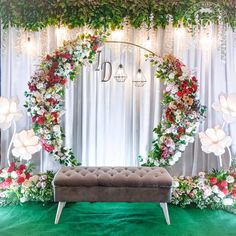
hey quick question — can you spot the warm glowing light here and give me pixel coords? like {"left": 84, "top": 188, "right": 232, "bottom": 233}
{"left": 111, "top": 29, "right": 124, "bottom": 41}
{"left": 175, "top": 27, "right": 186, "bottom": 39}
{"left": 114, "top": 64, "right": 128, "bottom": 82}
{"left": 26, "top": 37, "right": 35, "bottom": 55}
{"left": 56, "top": 26, "right": 68, "bottom": 45}
{"left": 142, "top": 38, "right": 152, "bottom": 49}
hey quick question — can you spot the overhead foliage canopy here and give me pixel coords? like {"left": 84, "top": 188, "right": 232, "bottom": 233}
{"left": 0, "top": 0, "right": 236, "bottom": 31}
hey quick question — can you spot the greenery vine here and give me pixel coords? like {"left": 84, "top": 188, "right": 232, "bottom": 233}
{"left": 0, "top": 0, "right": 236, "bottom": 31}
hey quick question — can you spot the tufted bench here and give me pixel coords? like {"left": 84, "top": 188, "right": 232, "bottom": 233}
{"left": 53, "top": 167, "right": 172, "bottom": 224}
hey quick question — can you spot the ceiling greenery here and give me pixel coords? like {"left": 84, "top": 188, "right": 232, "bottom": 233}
{"left": 0, "top": 0, "right": 236, "bottom": 31}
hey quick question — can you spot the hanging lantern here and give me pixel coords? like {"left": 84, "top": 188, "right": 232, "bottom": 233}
{"left": 114, "top": 64, "right": 128, "bottom": 82}
{"left": 133, "top": 68, "right": 146, "bottom": 87}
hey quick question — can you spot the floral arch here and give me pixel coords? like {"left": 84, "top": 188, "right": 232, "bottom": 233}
{"left": 25, "top": 33, "right": 206, "bottom": 167}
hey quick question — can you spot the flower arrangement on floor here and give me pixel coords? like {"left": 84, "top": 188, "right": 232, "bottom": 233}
{"left": 0, "top": 161, "right": 54, "bottom": 206}
{"left": 140, "top": 54, "right": 207, "bottom": 167}
{"left": 25, "top": 33, "right": 106, "bottom": 166}
{"left": 172, "top": 169, "right": 236, "bottom": 209}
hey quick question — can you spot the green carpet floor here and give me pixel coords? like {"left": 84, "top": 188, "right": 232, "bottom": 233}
{"left": 0, "top": 202, "right": 235, "bottom": 236}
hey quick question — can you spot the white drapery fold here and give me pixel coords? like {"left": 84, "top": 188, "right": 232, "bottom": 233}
{"left": 1, "top": 25, "right": 236, "bottom": 176}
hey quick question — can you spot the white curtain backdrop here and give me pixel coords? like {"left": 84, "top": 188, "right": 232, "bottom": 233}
{"left": 1, "top": 25, "right": 236, "bottom": 176}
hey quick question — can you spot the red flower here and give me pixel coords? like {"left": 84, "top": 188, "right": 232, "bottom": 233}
{"left": 192, "top": 84, "right": 198, "bottom": 91}
{"left": 19, "top": 164, "right": 26, "bottom": 171}
{"left": 52, "top": 112, "right": 58, "bottom": 122}
{"left": 177, "top": 91, "right": 183, "bottom": 98}
{"left": 47, "top": 98, "right": 58, "bottom": 105}
{"left": 51, "top": 61, "right": 59, "bottom": 69}
{"left": 28, "top": 83, "right": 37, "bottom": 92}
{"left": 38, "top": 116, "right": 45, "bottom": 125}
{"left": 46, "top": 54, "right": 51, "bottom": 60}
{"left": 93, "top": 45, "right": 98, "bottom": 51}
{"left": 232, "top": 190, "right": 236, "bottom": 198}
{"left": 25, "top": 172, "right": 31, "bottom": 180}
{"left": 42, "top": 143, "right": 54, "bottom": 152}
{"left": 7, "top": 165, "right": 14, "bottom": 173}
{"left": 61, "top": 53, "right": 71, "bottom": 59}
{"left": 32, "top": 116, "right": 37, "bottom": 123}
{"left": 192, "top": 76, "right": 197, "bottom": 82}
{"left": 209, "top": 177, "right": 218, "bottom": 185}
{"left": 16, "top": 169, "right": 23, "bottom": 175}
{"left": 219, "top": 180, "right": 228, "bottom": 188}
{"left": 0, "top": 168, "right": 2, "bottom": 174}
{"left": 5, "top": 178, "right": 12, "bottom": 184}
{"left": 233, "top": 182, "right": 236, "bottom": 188}
{"left": 221, "top": 188, "right": 229, "bottom": 195}
{"left": 177, "top": 127, "right": 185, "bottom": 134}
{"left": 17, "top": 176, "right": 25, "bottom": 185}
{"left": 60, "top": 79, "right": 67, "bottom": 85}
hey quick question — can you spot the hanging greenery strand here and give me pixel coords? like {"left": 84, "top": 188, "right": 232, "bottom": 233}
{"left": 0, "top": 0, "right": 236, "bottom": 31}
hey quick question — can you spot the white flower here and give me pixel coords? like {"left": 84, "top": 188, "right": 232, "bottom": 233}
{"left": 173, "top": 152, "right": 181, "bottom": 161}
{"left": 12, "top": 129, "right": 41, "bottom": 160}
{"left": 53, "top": 125, "right": 61, "bottom": 133}
{"left": 199, "top": 126, "right": 232, "bottom": 156}
{"left": 29, "top": 175, "right": 39, "bottom": 183}
{"left": 212, "top": 185, "right": 219, "bottom": 194}
{"left": 11, "top": 171, "right": 18, "bottom": 179}
{"left": 172, "top": 180, "right": 179, "bottom": 188}
{"left": 20, "top": 197, "right": 28, "bottom": 203}
{"left": 41, "top": 182, "right": 46, "bottom": 189}
{"left": 213, "top": 196, "right": 220, "bottom": 203}
{"left": 198, "top": 172, "right": 205, "bottom": 178}
{"left": 0, "top": 97, "right": 23, "bottom": 130}
{"left": 226, "top": 175, "right": 234, "bottom": 183}
{"left": 178, "top": 144, "right": 186, "bottom": 151}
{"left": 212, "top": 93, "right": 236, "bottom": 123}
{"left": 223, "top": 198, "right": 233, "bottom": 206}
{"left": 218, "top": 191, "right": 225, "bottom": 199}
{"left": 203, "top": 188, "right": 212, "bottom": 198}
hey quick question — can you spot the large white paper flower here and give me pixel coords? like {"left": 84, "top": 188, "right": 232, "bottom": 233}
{"left": 0, "top": 97, "right": 23, "bottom": 130}
{"left": 212, "top": 94, "right": 236, "bottom": 123}
{"left": 199, "top": 126, "right": 232, "bottom": 156}
{"left": 12, "top": 129, "right": 41, "bottom": 160}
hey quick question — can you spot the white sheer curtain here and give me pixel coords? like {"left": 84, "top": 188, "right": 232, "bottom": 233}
{"left": 1, "top": 25, "right": 236, "bottom": 176}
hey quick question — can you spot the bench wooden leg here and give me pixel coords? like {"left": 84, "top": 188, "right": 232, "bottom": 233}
{"left": 160, "top": 202, "right": 170, "bottom": 225}
{"left": 55, "top": 202, "right": 66, "bottom": 224}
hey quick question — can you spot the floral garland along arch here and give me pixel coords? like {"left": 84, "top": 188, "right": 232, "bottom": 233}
{"left": 25, "top": 33, "right": 206, "bottom": 167}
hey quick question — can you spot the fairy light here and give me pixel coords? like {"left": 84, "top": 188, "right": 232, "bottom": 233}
{"left": 26, "top": 37, "right": 34, "bottom": 55}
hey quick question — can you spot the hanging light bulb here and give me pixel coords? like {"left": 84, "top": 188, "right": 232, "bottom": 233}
{"left": 111, "top": 29, "right": 124, "bottom": 41}
{"left": 56, "top": 26, "right": 68, "bottom": 45}
{"left": 26, "top": 37, "right": 34, "bottom": 55}
{"left": 114, "top": 64, "right": 128, "bottom": 82}
{"left": 133, "top": 69, "right": 146, "bottom": 87}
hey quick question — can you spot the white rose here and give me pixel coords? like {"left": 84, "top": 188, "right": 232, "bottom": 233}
{"left": 169, "top": 73, "right": 175, "bottom": 79}
{"left": 169, "top": 159, "right": 176, "bottom": 165}
{"left": 53, "top": 125, "right": 61, "bottom": 133}
{"left": 11, "top": 171, "right": 18, "bottom": 179}
{"left": 178, "top": 144, "right": 186, "bottom": 151}
{"left": 203, "top": 188, "right": 212, "bottom": 198}
{"left": 29, "top": 175, "right": 39, "bottom": 183}
{"left": 218, "top": 191, "right": 225, "bottom": 199}
{"left": 173, "top": 152, "right": 181, "bottom": 161}
{"left": 41, "top": 181, "right": 47, "bottom": 189}
{"left": 226, "top": 175, "right": 234, "bottom": 183}
{"left": 172, "top": 180, "right": 179, "bottom": 188}
{"left": 212, "top": 185, "right": 219, "bottom": 194}
{"left": 223, "top": 198, "right": 233, "bottom": 206}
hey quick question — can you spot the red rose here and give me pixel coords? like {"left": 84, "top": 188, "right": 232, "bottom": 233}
{"left": 209, "top": 177, "right": 218, "bottom": 185}
{"left": 42, "top": 143, "right": 54, "bottom": 152}
{"left": 38, "top": 116, "right": 45, "bottom": 125}
{"left": 16, "top": 169, "right": 23, "bottom": 175}
{"left": 233, "top": 182, "right": 236, "bottom": 188}
{"left": 17, "top": 176, "right": 25, "bottom": 185}
{"left": 25, "top": 172, "right": 31, "bottom": 180}
{"left": 51, "top": 112, "right": 58, "bottom": 122}
{"left": 19, "top": 164, "right": 26, "bottom": 171}
{"left": 61, "top": 53, "right": 71, "bottom": 59}
{"left": 7, "top": 165, "right": 14, "bottom": 173}
{"left": 221, "top": 188, "right": 229, "bottom": 195}
{"left": 177, "top": 91, "right": 183, "bottom": 98}
{"left": 60, "top": 79, "right": 67, "bottom": 85}
{"left": 32, "top": 116, "right": 37, "bottom": 123}
{"left": 93, "top": 45, "right": 98, "bottom": 51}
{"left": 52, "top": 61, "right": 59, "bottom": 69}
{"left": 28, "top": 83, "right": 37, "bottom": 92}
{"left": 5, "top": 178, "right": 12, "bottom": 184}
{"left": 46, "top": 54, "right": 51, "bottom": 60}
{"left": 10, "top": 162, "right": 15, "bottom": 167}
{"left": 192, "top": 84, "right": 198, "bottom": 91}
{"left": 232, "top": 190, "right": 236, "bottom": 198}
{"left": 177, "top": 127, "right": 185, "bottom": 134}
{"left": 192, "top": 76, "right": 197, "bottom": 82}
{"left": 219, "top": 180, "right": 228, "bottom": 188}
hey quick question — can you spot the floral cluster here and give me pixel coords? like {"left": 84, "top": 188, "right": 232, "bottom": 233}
{"left": 172, "top": 169, "right": 236, "bottom": 209}
{"left": 25, "top": 33, "right": 106, "bottom": 166}
{"left": 0, "top": 161, "right": 53, "bottom": 205}
{"left": 141, "top": 54, "right": 207, "bottom": 167}
{"left": 0, "top": 162, "right": 33, "bottom": 205}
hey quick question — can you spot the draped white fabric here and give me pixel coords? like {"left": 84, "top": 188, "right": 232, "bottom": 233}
{"left": 1, "top": 25, "right": 236, "bottom": 176}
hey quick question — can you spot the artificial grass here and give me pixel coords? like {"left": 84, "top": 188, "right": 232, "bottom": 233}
{"left": 0, "top": 202, "right": 235, "bottom": 236}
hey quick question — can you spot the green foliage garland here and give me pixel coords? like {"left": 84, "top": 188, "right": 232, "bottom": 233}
{"left": 0, "top": 0, "right": 236, "bottom": 31}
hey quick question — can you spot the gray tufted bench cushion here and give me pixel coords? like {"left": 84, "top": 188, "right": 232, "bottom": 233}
{"left": 53, "top": 167, "right": 172, "bottom": 224}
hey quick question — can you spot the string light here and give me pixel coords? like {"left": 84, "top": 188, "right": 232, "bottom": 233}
{"left": 111, "top": 29, "right": 124, "bottom": 41}
{"left": 56, "top": 26, "right": 68, "bottom": 45}
{"left": 26, "top": 37, "right": 34, "bottom": 55}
